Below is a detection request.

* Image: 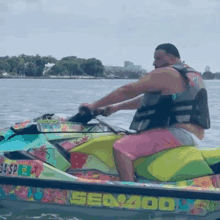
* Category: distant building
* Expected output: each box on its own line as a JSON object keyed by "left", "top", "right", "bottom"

{"left": 205, "top": 66, "right": 210, "bottom": 72}
{"left": 2, "top": 72, "right": 8, "bottom": 76}
{"left": 125, "top": 65, "right": 142, "bottom": 71}
{"left": 104, "top": 61, "right": 146, "bottom": 79}
{"left": 124, "top": 61, "right": 142, "bottom": 71}
{"left": 124, "top": 61, "right": 134, "bottom": 68}
{"left": 43, "top": 63, "right": 55, "bottom": 75}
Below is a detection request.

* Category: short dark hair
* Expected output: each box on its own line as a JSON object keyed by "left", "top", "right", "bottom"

{"left": 155, "top": 43, "right": 180, "bottom": 59}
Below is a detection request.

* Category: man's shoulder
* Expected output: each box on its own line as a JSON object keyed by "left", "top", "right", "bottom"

{"left": 147, "top": 66, "right": 181, "bottom": 78}
{"left": 137, "top": 66, "right": 184, "bottom": 93}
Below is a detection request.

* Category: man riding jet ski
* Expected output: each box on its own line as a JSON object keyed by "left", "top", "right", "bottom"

{"left": 80, "top": 43, "right": 210, "bottom": 182}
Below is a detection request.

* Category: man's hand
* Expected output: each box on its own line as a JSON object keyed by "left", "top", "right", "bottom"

{"left": 79, "top": 103, "right": 95, "bottom": 112}
{"left": 79, "top": 103, "right": 118, "bottom": 117}
{"left": 95, "top": 105, "right": 118, "bottom": 117}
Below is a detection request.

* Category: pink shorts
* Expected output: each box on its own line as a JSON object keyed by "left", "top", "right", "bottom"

{"left": 113, "top": 127, "right": 195, "bottom": 161}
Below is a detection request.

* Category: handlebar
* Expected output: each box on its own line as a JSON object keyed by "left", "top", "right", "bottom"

{"left": 79, "top": 106, "right": 107, "bottom": 117}
{"left": 67, "top": 106, "right": 106, "bottom": 124}
{"left": 67, "top": 106, "right": 118, "bottom": 134}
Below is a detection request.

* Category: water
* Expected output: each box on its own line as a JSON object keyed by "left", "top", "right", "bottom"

{"left": 0, "top": 78, "right": 219, "bottom": 219}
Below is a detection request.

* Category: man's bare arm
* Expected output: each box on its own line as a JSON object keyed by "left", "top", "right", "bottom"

{"left": 96, "top": 95, "right": 143, "bottom": 117}
{"left": 113, "top": 95, "right": 143, "bottom": 111}
{"left": 89, "top": 67, "right": 181, "bottom": 110}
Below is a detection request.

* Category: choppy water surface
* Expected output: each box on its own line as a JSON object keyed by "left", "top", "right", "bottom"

{"left": 0, "top": 79, "right": 219, "bottom": 219}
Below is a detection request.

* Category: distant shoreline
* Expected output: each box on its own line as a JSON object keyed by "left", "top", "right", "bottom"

{"left": 0, "top": 76, "right": 138, "bottom": 80}
{"left": 1, "top": 76, "right": 215, "bottom": 80}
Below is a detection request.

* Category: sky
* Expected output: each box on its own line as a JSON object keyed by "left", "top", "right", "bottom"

{"left": 1, "top": 0, "right": 220, "bottom": 73}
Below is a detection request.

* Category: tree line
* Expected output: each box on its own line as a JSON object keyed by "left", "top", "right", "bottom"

{"left": 0, "top": 55, "right": 105, "bottom": 77}
{"left": 202, "top": 71, "right": 220, "bottom": 80}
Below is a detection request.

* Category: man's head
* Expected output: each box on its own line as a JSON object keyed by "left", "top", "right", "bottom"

{"left": 153, "top": 43, "right": 181, "bottom": 69}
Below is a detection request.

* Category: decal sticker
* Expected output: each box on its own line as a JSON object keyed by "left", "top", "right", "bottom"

{"left": 37, "top": 119, "right": 59, "bottom": 124}
{"left": 18, "top": 165, "right": 31, "bottom": 176}
{"left": 0, "top": 163, "right": 18, "bottom": 176}
{"left": 70, "top": 191, "right": 175, "bottom": 211}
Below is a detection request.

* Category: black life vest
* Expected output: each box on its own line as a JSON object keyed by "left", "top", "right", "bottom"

{"left": 129, "top": 63, "right": 211, "bottom": 132}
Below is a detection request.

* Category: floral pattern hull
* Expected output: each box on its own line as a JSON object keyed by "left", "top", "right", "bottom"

{"left": 1, "top": 183, "right": 220, "bottom": 218}
{"left": 2, "top": 116, "right": 220, "bottom": 218}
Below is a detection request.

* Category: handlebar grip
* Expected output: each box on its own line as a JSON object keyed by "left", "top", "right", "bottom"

{"left": 79, "top": 106, "right": 92, "bottom": 115}
{"left": 79, "top": 106, "right": 107, "bottom": 117}
{"left": 93, "top": 108, "right": 106, "bottom": 117}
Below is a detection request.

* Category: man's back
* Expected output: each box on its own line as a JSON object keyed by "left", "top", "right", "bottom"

{"left": 136, "top": 63, "right": 205, "bottom": 139}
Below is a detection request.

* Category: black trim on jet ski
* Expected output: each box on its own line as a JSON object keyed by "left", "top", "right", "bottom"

{"left": 0, "top": 176, "right": 220, "bottom": 201}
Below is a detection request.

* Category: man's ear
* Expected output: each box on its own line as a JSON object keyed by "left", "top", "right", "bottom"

{"left": 170, "top": 55, "right": 178, "bottom": 64}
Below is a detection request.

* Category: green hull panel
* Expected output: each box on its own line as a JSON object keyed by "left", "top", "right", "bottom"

{"left": 70, "top": 134, "right": 122, "bottom": 168}
{"left": 134, "top": 146, "right": 214, "bottom": 181}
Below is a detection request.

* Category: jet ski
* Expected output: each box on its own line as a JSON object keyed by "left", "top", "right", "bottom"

{"left": 1, "top": 107, "right": 220, "bottom": 220}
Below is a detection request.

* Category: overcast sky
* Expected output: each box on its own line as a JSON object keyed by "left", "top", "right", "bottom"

{"left": 1, "top": 0, "right": 220, "bottom": 72}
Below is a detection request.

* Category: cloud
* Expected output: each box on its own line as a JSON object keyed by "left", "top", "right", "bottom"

{"left": 1, "top": 0, "right": 220, "bottom": 72}
{"left": 2, "top": 0, "right": 219, "bottom": 45}
{"left": 50, "top": 5, "right": 69, "bottom": 13}
{"left": 24, "top": 0, "right": 40, "bottom": 2}
{"left": 164, "top": 0, "right": 220, "bottom": 8}
{"left": 8, "top": 1, "right": 27, "bottom": 14}
{"left": 0, "top": 2, "right": 8, "bottom": 13}
{"left": 166, "top": 0, "right": 190, "bottom": 7}
{"left": 5, "top": 0, "right": 41, "bottom": 14}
